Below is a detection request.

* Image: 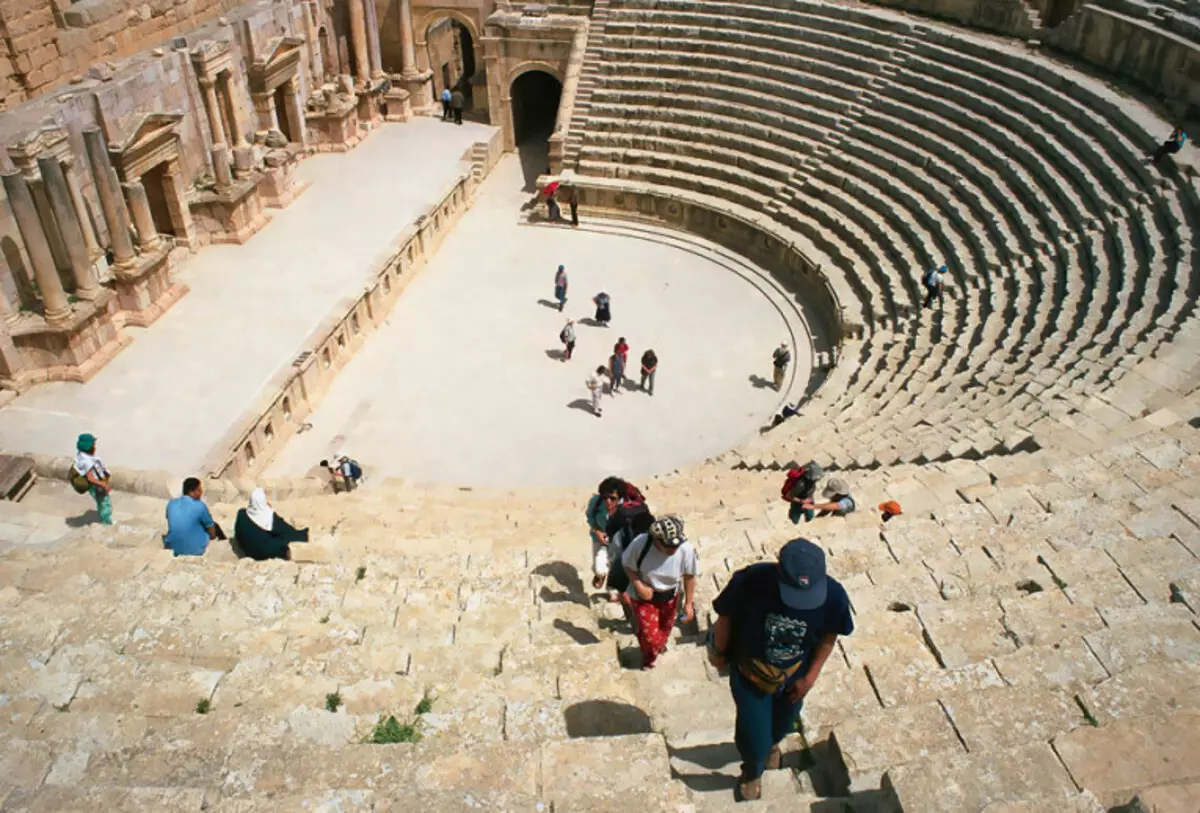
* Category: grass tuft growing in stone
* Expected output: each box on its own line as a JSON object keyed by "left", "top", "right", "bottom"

{"left": 356, "top": 565, "right": 367, "bottom": 582}
{"left": 415, "top": 693, "right": 434, "bottom": 715}
{"left": 370, "top": 715, "right": 421, "bottom": 744}
{"left": 195, "top": 698, "right": 211, "bottom": 715}
{"left": 319, "top": 613, "right": 330, "bottom": 624}
{"left": 325, "top": 692, "right": 343, "bottom": 713}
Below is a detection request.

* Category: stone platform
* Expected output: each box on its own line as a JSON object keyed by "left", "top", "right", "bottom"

{"left": 0, "top": 119, "right": 493, "bottom": 477}
{"left": 265, "top": 155, "right": 811, "bottom": 487}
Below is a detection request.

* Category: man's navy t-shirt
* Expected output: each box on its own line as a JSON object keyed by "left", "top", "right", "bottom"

{"left": 713, "top": 562, "right": 853, "bottom": 672}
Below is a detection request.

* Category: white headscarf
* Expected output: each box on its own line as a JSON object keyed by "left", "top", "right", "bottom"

{"left": 246, "top": 488, "right": 274, "bottom": 531}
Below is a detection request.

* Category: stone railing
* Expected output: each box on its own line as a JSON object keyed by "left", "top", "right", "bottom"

{"left": 199, "top": 129, "right": 503, "bottom": 480}
{"left": 544, "top": 177, "right": 860, "bottom": 351}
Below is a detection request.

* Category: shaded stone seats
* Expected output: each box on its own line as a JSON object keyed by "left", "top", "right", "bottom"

{"left": 608, "top": 9, "right": 901, "bottom": 66}
{"left": 592, "top": 47, "right": 869, "bottom": 123}
{"left": 591, "top": 68, "right": 843, "bottom": 141}
{"left": 602, "top": 19, "right": 895, "bottom": 84}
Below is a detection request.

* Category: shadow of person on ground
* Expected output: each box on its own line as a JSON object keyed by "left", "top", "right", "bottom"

{"left": 567, "top": 398, "right": 596, "bottom": 414}
{"left": 533, "top": 561, "right": 588, "bottom": 606}
{"left": 563, "top": 700, "right": 653, "bottom": 737}
{"left": 748, "top": 374, "right": 774, "bottom": 390}
{"left": 537, "top": 298, "right": 561, "bottom": 310}
{"left": 552, "top": 618, "right": 602, "bottom": 645}
{"left": 578, "top": 317, "right": 601, "bottom": 327}
{"left": 545, "top": 349, "right": 565, "bottom": 361}
{"left": 65, "top": 510, "right": 100, "bottom": 528}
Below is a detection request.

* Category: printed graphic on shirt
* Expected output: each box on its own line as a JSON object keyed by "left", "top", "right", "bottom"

{"left": 764, "top": 613, "right": 808, "bottom": 663}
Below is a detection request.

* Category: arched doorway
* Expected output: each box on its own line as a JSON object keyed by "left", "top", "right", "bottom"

{"left": 510, "top": 69, "right": 562, "bottom": 189}
{"left": 426, "top": 19, "right": 477, "bottom": 113}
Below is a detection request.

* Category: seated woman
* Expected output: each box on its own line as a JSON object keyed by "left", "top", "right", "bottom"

{"left": 234, "top": 488, "right": 309, "bottom": 561}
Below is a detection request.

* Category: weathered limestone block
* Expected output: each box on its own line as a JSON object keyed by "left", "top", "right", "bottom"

{"left": 1037, "top": 548, "right": 1145, "bottom": 609}
{"left": 0, "top": 787, "right": 207, "bottom": 812}
{"left": 1084, "top": 660, "right": 1200, "bottom": 725}
{"left": 1124, "top": 782, "right": 1200, "bottom": 813}
{"left": 541, "top": 734, "right": 681, "bottom": 811}
{"left": 1053, "top": 711, "right": 1200, "bottom": 807}
{"left": 0, "top": 740, "right": 53, "bottom": 788}
{"left": 883, "top": 742, "right": 1078, "bottom": 813}
{"left": 211, "top": 654, "right": 336, "bottom": 712}
{"left": 338, "top": 676, "right": 423, "bottom": 716}
{"left": 1000, "top": 591, "right": 1105, "bottom": 647}
{"left": 917, "top": 599, "right": 1017, "bottom": 667}
{"left": 797, "top": 655, "right": 882, "bottom": 728}
{"left": 941, "top": 685, "right": 1085, "bottom": 752}
{"left": 867, "top": 659, "right": 1005, "bottom": 708}
{"left": 840, "top": 608, "right": 939, "bottom": 672}
{"left": 992, "top": 638, "right": 1109, "bottom": 692}
{"left": 981, "top": 790, "right": 1106, "bottom": 812}
{"left": 1084, "top": 617, "right": 1200, "bottom": 674}
{"left": 826, "top": 701, "right": 964, "bottom": 785}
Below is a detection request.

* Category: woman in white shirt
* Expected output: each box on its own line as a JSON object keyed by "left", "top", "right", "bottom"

{"left": 622, "top": 515, "right": 698, "bottom": 670}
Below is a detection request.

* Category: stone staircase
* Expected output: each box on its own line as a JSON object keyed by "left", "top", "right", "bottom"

{"left": 1, "top": 408, "right": 1198, "bottom": 810}
{"left": 562, "top": 0, "right": 612, "bottom": 170}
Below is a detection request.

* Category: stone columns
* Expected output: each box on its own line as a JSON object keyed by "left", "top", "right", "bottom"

{"left": 221, "top": 74, "right": 249, "bottom": 148}
{"left": 123, "top": 181, "right": 160, "bottom": 251}
{"left": 212, "top": 144, "right": 234, "bottom": 191}
{"left": 303, "top": 2, "right": 324, "bottom": 85}
{"left": 399, "top": 0, "right": 419, "bottom": 78}
{"left": 62, "top": 157, "right": 105, "bottom": 265}
{"left": 254, "top": 92, "right": 280, "bottom": 132}
{"left": 37, "top": 157, "right": 99, "bottom": 300}
{"left": 201, "top": 79, "right": 227, "bottom": 145}
{"left": 82, "top": 128, "right": 136, "bottom": 270}
{"left": 347, "top": 0, "right": 371, "bottom": 85}
{"left": 2, "top": 172, "right": 71, "bottom": 325}
{"left": 365, "top": 0, "right": 384, "bottom": 80}
{"left": 284, "top": 79, "right": 309, "bottom": 148}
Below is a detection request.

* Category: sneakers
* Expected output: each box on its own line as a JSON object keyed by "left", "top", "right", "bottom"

{"left": 736, "top": 773, "right": 762, "bottom": 802}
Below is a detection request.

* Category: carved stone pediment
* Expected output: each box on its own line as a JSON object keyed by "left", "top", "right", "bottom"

{"left": 108, "top": 112, "right": 184, "bottom": 180}
{"left": 249, "top": 37, "right": 304, "bottom": 94}
{"left": 191, "top": 40, "right": 234, "bottom": 84}
{"left": 7, "top": 125, "right": 70, "bottom": 177}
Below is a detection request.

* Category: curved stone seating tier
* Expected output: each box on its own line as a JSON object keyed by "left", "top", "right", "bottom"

{"left": 573, "top": 0, "right": 1199, "bottom": 458}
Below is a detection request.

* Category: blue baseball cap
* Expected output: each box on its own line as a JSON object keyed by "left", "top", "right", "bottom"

{"left": 778, "top": 538, "right": 828, "bottom": 610}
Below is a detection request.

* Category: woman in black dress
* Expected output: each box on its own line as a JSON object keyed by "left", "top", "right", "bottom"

{"left": 593, "top": 291, "right": 612, "bottom": 325}
{"left": 234, "top": 488, "right": 309, "bottom": 560}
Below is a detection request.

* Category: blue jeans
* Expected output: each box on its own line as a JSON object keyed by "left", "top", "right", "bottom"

{"left": 730, "top": 667, "right": 804, "bottom": 779}
{"left": 788, "top": 503, "right": 814, "bottom": 524}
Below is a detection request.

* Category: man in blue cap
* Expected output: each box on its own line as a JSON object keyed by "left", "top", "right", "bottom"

{"left": 708, "top": 538, "right": 853, "bottom": 802}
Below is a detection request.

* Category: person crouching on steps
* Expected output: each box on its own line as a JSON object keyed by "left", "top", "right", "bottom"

{"left": 708, "top": 538, "right": 853, "bottom": 802}
{"left": 622, "top": 515, "right": 697, "bottom": 670}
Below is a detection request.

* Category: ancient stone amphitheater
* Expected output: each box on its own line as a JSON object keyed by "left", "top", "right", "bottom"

{"left": 0, "top": 0, "right": 1198, "bottom": 810}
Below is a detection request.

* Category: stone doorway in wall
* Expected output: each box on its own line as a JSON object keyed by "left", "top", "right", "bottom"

{"left": 511, "top": 69, "right": 562, "bottom": 190}
{"left": 426, "top": 18, "right": 477, "bottom": 113}
{"left": 141, "top": 163, "right": 176, "bottom": 238}
{"left": 273, "top": 85, "right": 293, "bottom": 141}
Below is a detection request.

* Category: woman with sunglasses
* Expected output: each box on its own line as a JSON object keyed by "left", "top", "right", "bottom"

{"left": 622, "top": 515, "right": 697, "bottom": 670}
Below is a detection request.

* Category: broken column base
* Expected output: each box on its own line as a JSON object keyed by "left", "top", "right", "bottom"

{"left": 383, "top": 83, "right": 412, "bottom": 122}
{"left": 189, "top": 176, "right": 270, "bottom": 246}
{"left": 258, "top": 146, "right": 310, "bottom": 209}
{"left": 9, "top": 290, "right": 131, "bottom": 384}
{"left": 112, "top": 239, "right": 188, "bottom": 328}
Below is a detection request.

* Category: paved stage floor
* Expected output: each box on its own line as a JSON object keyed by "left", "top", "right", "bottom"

{"left": 0, "top": 118, "right": 492, "bottom": 474}
{"left": 267, "top": 155, "right": 809, "bottom": 488}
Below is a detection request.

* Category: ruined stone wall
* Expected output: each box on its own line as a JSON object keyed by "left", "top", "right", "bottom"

{"left": 0, "top": 0, "right": 314, "bottom": 312}
{"left": 864, "top": 0, "right": 1038, "bottom": 37}
{"left": 1042, "top": 5, "right": 1200, "bottom": 114}
{"left": 0, "top": 0, "right": 244, "bottom": 110}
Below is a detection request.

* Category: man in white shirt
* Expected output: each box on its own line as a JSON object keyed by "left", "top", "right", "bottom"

{"left": 623, "top": 515, "right": 698, "bottom": 670}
